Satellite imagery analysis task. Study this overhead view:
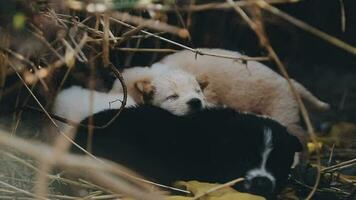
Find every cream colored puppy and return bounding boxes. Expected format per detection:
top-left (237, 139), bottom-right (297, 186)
top-left (112, 66), bottom-right (208, 116)
top-left (155, 48), bottom-right (329, 140)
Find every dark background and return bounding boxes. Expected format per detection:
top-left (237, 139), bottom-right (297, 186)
top-left (110, 0), bottom-right (356, 125)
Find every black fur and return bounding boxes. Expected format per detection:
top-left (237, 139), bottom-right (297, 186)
top-left (75, 105), bottom-right (302, 197)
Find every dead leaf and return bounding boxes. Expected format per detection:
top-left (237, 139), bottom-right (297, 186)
top-left (168, 181), bottom-right (265, 200)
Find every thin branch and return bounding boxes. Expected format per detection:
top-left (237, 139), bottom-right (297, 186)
top-left (110, 17), bottom-right (270, 62)
top-left (28, 28), bottom-right (66, 64)
top-left (100, 18), bottom-right (118, 43)
top-left (257, 1), bottom-right (356, 56)
top-left (226, 1), bottom-right (321, 199)
top-left (322, 158), bottom-right (356, 173)
top-left (134, 0), bottom-right (301, 12)
top-left (114, 47), bottom-right (179, 53)
top-left (102, 14), bottom-right (110, 67)
top-left (110, 11), bottom-right (189, 38)
top-left (339, 0), bottom-right (346, 32)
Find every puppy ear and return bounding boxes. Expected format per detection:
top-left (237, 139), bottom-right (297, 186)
top-left (135, 80), bottom-right (155, 94)
top-left (135, 80), bottom-right (153, 94)
top-left (135, 80), bottom-right (155, 103)
top-left (197, 75), bottom-right (209, 90)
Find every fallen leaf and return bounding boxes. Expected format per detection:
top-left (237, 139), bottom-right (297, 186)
top-left (168, 181), bottom-right (265, 200)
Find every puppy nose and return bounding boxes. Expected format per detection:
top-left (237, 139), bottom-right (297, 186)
top-left (245, 176), bottom-right (274, 196)
top-left (187, 98), bottom-right (202, 110)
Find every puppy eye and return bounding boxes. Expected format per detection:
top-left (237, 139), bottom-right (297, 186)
top-left (166, 94), bottom-right (179, 100)
top-left (195, 89), bottom-right (201, 93)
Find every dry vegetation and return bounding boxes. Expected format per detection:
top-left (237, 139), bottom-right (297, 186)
top-left (0, 0), bottom-right (355, 199)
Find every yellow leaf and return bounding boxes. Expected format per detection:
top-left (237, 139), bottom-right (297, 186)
top-left (175, 181), bottom-right (236, 197)
top-left (167, 196), bottom-right (193, 200)
top-left (170, 181), bottom-right (265, 200)
top-left (307, 142), bottom-right (323, 154)
top-left (13, 13), bottom-right (26, 30)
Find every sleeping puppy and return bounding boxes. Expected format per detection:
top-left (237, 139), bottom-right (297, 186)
top-left (75, 105), bottom-right (302, 198)
top-left (155, 48), bottom-right (330, 145)
top-left (49, 85), bottom-right (136, 138)
top-left (112, 66), bottom-right (209, 116)
top-left (53, 85), bottom-right (136, 123)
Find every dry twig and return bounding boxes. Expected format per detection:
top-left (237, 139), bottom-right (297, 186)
top-left (111, 11), bottom-right (189, 38)
top-left (226, 1), bottom-right (321, 199)
top-left (134, 0), bottom-right (301, 12)
top-left (257, 1), bottom-right (356, 56)
top-left (0, 130), bottom-right (162, 200)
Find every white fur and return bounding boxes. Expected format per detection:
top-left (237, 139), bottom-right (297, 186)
top-left (292, 152), bottom-right (300, 168)
top-left (245, 128), bottom-right (276, 189)
top-left (53, 86), bottom-right (136, 123)
top-left (150, 67), bottom-right (208, 116)
top-left (113, 66), bottom-right (209, 116)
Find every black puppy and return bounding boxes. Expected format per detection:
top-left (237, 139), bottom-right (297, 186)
top-left (75, 105), bottom-right (302, 197)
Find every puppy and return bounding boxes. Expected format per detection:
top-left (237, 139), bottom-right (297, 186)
top-left (75, 105), bottom-right (302, 198)
top-left (155, 48), bottom-right (330, 141)
top-left (52, 85), bottom-right (136, 128)
top-left (112, 67), bottom-right (209, 116)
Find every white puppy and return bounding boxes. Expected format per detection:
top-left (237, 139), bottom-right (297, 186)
top-left (155, 48), bottom-right (330, 143)
top-left (42, 85), bottom-right (135, 142)
top-left (53, 86), bottom-right (136, 123)
top-left (112, 66), bottom-right (208, 116)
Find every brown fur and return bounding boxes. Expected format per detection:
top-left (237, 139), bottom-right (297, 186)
top-left (113, 67), bottom-right (154, 104)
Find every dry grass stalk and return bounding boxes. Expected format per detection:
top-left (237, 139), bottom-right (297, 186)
top-left (0, 179), bottom-right (49, 200)
top-left (0, 52), bottom-right (8, 102)
top-left (134, 0), bottom-right (301, 12)
top-left (6, 60), bottom-right (102, 198)
top-left (2, 151), bottom-right (101, 191)
top-left (109, 17), bottom-right (270, 62)
top-left (28, 29), bottom-right (66, 63)
top-left (102, 14), bottom-right (111, 67)
top-left (0, 129), bottom-right (163, 200)
top-left (339, 0), bottom-right (346, 32)
top-left (322, 158), bottom-right (356, 173)
top-left (114, 47), bottom-right (179, 53)
top-left (226, 0), bottom-right (321, 199)
top-left (257, 1), bottom-right (356, 56)
top-left (111, 11), bottom-right (189, 38)
top-left (86, 34), bottom-right (158, 42)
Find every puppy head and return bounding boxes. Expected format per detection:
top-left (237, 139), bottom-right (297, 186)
top-left (243, 127), bottom-right (302, 196)
top-left (135, 69), bottom-right (207, 116)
